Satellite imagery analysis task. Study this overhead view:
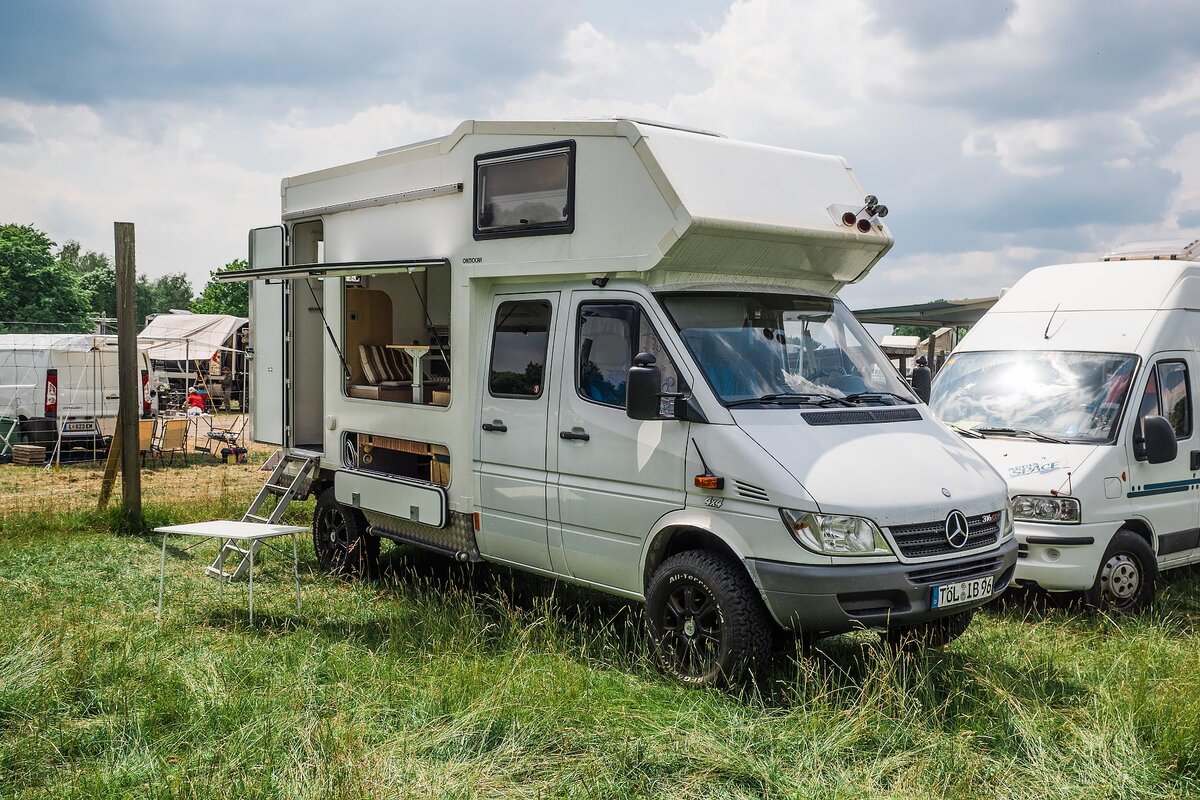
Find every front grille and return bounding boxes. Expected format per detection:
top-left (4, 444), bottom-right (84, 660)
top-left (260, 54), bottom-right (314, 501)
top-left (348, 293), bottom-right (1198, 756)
top-left (734, 480), bottom-right (770, 501)
top-left (888, 511), bottom-right (1002, 559)
top-left (907, 553), bottom-right (1005, 585)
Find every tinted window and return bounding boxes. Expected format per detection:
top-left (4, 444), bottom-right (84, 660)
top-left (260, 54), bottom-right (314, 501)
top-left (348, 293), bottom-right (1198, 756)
top-left (577, 303), bottom-right (679, 407)
top-left (489, 300), bottom-right (552, 398)
top-left (475, 141), bottom-right (575, 239)
top-left (1158, 361), bottom-right (1191, 438)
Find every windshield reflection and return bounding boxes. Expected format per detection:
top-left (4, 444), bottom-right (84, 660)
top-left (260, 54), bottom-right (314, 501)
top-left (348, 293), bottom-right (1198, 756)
top-left (930, 350), bottom-right (1139, 443)
top-left (659, 292), bottom-right (915, 406)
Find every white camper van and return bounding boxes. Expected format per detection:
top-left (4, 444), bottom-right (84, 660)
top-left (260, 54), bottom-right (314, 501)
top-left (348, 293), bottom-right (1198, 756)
top-left (231, 120), bottom-right (1015, 684)
top-left (930, 240), bottom-right (1200, 613)
top-left (0, 334), bottom-right (153, 454)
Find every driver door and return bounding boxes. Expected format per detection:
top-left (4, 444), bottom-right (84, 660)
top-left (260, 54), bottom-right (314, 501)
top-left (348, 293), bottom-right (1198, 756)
top-left (1126, 354), bottom-right (1199, 564)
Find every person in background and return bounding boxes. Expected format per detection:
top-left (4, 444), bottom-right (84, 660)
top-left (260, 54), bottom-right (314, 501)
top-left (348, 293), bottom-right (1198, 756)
top-left (186, 387), bottom-right (206, 416)
top-left (911, 355), bottom-right (932, 403)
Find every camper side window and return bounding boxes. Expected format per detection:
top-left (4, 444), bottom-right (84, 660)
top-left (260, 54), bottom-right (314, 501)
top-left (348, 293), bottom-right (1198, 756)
top-left (1138, 360), bottom-right (1192, 439)
top-left (488, 300), bottom-right (553, 399)
top-left (474, 141), bottom-right (575, 240)
top-left (576, 303), bottom-right (680, 408)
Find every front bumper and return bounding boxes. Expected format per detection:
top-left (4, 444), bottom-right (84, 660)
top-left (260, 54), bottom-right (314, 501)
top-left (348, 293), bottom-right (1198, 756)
top-left (1012, 520), bottom-right (1119, 592)
top-left (747, 538), bottom-right (1018, 634)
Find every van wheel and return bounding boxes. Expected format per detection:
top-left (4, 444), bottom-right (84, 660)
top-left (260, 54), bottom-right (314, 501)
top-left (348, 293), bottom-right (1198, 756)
top-left (1084, 530), bottom-right (1156, 613)
top-left (883, 610), bottom-right (973, 651)
top-left (645, 551), bottom-right (772, 687)
top-left (312, 487), bottom-right (379, 577)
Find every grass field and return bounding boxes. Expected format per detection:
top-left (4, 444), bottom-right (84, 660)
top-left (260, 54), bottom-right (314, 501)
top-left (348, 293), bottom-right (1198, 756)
top-left (3, 466), bottom-right (1200, 798)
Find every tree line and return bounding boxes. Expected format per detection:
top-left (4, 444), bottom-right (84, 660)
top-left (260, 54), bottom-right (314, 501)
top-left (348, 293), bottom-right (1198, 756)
top-left (0, 223), bottom-right (248, 334)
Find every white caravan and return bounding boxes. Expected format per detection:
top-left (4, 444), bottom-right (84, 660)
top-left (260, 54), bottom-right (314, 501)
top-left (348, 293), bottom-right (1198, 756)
top-left (231, 119), bottom-right (1015, 684)
top-left (0, 334), bottom-right (153, 453)
top-left (930, 240), bottom-right (1200, 612)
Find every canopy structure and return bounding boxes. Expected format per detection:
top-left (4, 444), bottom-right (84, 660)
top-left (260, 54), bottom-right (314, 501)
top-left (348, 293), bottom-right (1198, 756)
top-left (852, 297), bottom-right (998, 329)
top-left (138, 313), bottom-right (248, 361)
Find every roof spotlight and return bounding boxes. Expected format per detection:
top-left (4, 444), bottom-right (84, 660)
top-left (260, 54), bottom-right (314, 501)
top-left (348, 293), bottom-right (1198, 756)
top-left (841, 211), bottom-right (858, 226)
top-left (856, 218), bottom-right (873, 233)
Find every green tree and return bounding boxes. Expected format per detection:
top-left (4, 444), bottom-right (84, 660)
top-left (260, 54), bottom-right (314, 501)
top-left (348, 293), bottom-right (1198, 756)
top-left (149, 272), bottom-right (194, 312)
top-left (0, 224), bottom-right (91, 333)
top-left (192, 259), bottom-right (249, 316)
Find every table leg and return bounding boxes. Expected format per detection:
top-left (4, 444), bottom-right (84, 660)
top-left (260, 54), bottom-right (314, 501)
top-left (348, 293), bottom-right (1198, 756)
top-left (248, 544), bottom-right (254, 624)
top-left (292, 532), bottom-right (301, 614)
top-left (410, 352), bottom-right (424, 404)
top-left (156, 532), bottom-right (168, 620)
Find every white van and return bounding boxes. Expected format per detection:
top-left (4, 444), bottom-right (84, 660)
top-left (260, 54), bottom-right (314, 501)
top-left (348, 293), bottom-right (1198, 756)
top-left (930, 240), bottom-right (1200, 612)
top-left (0, 334), bottom-right (153, 453)
top-left (231, 119), bottom-right (1015, 684)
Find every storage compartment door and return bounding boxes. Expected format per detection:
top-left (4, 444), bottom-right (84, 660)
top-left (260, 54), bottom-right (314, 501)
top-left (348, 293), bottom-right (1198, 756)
top-left (249, 226), bottom-right (286, 445)
top-left (335, 470), bottom-right (448, 528)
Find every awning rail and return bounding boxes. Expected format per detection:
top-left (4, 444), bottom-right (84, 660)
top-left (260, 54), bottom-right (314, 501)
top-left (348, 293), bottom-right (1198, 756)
top-left (215, 258), bottom-right (450, 283)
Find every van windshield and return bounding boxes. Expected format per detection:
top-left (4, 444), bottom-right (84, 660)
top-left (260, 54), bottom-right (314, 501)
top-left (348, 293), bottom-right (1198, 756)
top-left (658, 292), bottom-right (916, 407)
top-left (930, 350), bottom-right (1139, 444)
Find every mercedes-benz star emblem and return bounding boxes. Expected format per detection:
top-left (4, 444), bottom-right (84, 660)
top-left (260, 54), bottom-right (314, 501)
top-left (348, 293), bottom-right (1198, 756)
top-left (945, 510), bottom-right (970, 549)
top-left (941, 488), bottom-right (952, 498)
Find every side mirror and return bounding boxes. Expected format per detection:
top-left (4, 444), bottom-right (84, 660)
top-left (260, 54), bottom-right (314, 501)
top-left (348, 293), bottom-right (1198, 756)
top-left (1135, 414), bottom-right (1178, 464)
top-left (626, 352), bottom-right (664, 420)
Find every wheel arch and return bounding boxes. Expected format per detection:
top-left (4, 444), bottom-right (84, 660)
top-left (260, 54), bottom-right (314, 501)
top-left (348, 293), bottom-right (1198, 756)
top-left (641, 510), bottom-right (754, 594)
top-left (1121, 517), bottom-right (1155, 552)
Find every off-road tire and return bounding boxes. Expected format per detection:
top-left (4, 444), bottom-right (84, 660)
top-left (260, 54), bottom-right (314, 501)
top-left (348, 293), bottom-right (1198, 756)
top-left (1084, 530), bottom-right (1157, 614)
top-left (645, 550), bottom-right (773, 687)
top-left (883, 609), bottom-right (973, 651)
top-left (312, 487), bottom-right (379, 578)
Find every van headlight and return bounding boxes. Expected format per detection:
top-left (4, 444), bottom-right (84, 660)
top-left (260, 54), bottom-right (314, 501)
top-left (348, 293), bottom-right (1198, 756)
top-left (1002, 499), bottom-right (1015, 539)
top-left (1011, 495), bottom-right (1081, 524)
top-left (780, 510), bottom-right (892, 556)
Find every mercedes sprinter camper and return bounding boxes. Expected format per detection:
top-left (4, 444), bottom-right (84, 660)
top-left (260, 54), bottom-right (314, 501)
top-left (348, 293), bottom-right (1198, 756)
top-left (931, 240), bottom-right (1200, 613)
top-left (228, 120), bottom-right (1015, 684)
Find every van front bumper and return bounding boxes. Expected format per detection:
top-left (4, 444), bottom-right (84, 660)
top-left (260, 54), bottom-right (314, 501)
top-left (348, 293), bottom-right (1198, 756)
top-left (1013, 521), bottom-right (1119, 592)
top-left (747, 538), bottom-right (1018, 634)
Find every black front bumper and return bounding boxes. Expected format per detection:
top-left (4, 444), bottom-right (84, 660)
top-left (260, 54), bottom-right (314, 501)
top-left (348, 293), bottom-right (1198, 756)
top-left (748, 538), bottom-right (1019, 633)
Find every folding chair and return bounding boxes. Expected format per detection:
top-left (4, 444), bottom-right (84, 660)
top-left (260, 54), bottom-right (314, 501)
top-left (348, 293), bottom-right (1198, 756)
top-left (138, 417), bottom-right (158, 466)
top-left (152, 417), bottom-right (189, 466)
top-left (203, 414), bottom-right (247, 458)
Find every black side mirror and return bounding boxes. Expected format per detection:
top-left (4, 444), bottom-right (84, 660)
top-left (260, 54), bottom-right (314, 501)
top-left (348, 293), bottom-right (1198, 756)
top-left (1135, 414), bottom-right (1178, 464)
top-left (626, 352), bottom-right (665, 420)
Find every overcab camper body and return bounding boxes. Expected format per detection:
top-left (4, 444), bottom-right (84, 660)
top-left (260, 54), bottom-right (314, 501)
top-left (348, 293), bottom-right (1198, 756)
top-left (227, 119), bottom-right (1014, 684)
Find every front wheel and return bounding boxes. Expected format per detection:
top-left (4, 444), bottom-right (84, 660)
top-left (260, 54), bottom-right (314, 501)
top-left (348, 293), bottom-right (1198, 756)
top-left (1084, 530), bottom-right (1156, 613)
top-left (644, 551), bottom-right (773, 687)
top-left (312, 487), bottom-right (379, 578)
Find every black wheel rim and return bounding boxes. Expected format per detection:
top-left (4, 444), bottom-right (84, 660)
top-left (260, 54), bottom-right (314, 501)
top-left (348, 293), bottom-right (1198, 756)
top-left (660, 581), bottom-right (723, 679)
top-left (318, 506), bottom-right (350, 560)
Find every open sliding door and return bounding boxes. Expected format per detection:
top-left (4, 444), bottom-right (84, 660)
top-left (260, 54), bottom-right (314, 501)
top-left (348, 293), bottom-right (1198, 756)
top-left (249, 226), bottom-right (287, 446)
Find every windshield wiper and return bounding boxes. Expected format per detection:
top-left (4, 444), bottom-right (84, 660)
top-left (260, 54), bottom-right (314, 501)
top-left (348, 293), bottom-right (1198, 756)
top-left (842, 391), bottom-right (917, 406)
top-left (946, 422), bottom-right (985, 439)
top-left (726, 392), bottom-right (854, 408)
top-left (974, 426), bottom-right (1068, 445)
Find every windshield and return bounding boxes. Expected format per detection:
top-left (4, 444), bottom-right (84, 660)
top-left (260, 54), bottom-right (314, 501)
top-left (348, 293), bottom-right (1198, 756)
top-left (658, 292), bottom-right (916, 406)
top-left (930, 350), bottom-right (1139, 444)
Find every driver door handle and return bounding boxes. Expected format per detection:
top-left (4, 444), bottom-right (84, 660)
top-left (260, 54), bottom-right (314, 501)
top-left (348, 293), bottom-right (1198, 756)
top-left (481, 422), bottom-right (507, 433)
top-left (559, 429), bottom-right (590, 442)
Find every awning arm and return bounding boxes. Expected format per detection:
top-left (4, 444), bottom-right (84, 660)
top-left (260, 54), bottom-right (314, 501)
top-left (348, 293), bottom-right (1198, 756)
top-left (215, 258), bottom-right (450, 283)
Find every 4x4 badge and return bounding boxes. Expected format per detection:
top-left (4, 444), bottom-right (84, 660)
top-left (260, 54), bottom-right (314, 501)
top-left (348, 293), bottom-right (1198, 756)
top-left (945, 511), bottom-right (969, 549)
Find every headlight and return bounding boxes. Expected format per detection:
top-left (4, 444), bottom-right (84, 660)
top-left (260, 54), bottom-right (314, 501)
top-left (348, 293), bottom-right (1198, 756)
top-left (1002, 499), bottom-right (1015, 538)
top-left (780, 510), bottom-right (892, 556)
top-left (1011, 495), bottom-right (1081, 524)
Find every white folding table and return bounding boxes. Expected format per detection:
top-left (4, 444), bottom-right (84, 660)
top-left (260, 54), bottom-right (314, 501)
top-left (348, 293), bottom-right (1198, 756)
top-left (154, 521), bottom-right (307, 623)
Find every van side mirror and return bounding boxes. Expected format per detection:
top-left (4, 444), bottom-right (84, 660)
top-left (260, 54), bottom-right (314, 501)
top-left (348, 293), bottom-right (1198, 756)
top-left (627, 353), bottom-right (665, 420)
top-left (1135, 415), bottom-right (1178, 464)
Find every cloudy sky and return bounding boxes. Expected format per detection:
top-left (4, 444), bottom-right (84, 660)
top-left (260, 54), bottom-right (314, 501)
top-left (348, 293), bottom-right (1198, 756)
top-left (3, 0), bottom-right (1199, 309)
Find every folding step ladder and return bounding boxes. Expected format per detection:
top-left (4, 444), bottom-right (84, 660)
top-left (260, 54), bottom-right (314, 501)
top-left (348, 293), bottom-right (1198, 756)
top-left (204, 450), bottom-right (320, 581)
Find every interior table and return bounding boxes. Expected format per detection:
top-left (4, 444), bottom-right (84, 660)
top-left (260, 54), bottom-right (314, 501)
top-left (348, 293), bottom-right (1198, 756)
top-left (385, 344), bottom-right (430, 403)
top-left (154, 521), bottom-right (308, 624)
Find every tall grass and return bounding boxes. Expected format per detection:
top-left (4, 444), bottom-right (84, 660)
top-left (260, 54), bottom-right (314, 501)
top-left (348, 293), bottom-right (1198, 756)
top-left (2, 499), bottom-right (1200, 798)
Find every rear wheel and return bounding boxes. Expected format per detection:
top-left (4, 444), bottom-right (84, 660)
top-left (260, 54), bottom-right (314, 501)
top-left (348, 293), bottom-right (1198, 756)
top-left (645, 550), bottom-right (773, 687)
top-left (312, 487), bottom-right (379, 577)
top-left (882, 610), bottom-right (973, 651)
top-left (1084, 530), bottom-right (1156, 613)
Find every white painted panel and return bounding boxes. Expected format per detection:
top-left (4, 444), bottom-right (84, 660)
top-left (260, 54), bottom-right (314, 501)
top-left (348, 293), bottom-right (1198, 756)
top-left (335, 469), bottom-right (447, 528)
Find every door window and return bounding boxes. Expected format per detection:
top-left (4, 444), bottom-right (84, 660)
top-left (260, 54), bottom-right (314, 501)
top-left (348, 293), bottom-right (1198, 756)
top-left (488, 300), bottom-right (552, 398)
top-left (576, 303), bottom-right (680, 407)
top-left (1136, 360), bottom-right (1192, 439)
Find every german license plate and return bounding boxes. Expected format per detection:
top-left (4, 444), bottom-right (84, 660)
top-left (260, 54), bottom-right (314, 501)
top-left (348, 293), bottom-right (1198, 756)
top-left (931, 576), bottom-right (993, 609)
top-left (63, 421), bottom-right (96, 432)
